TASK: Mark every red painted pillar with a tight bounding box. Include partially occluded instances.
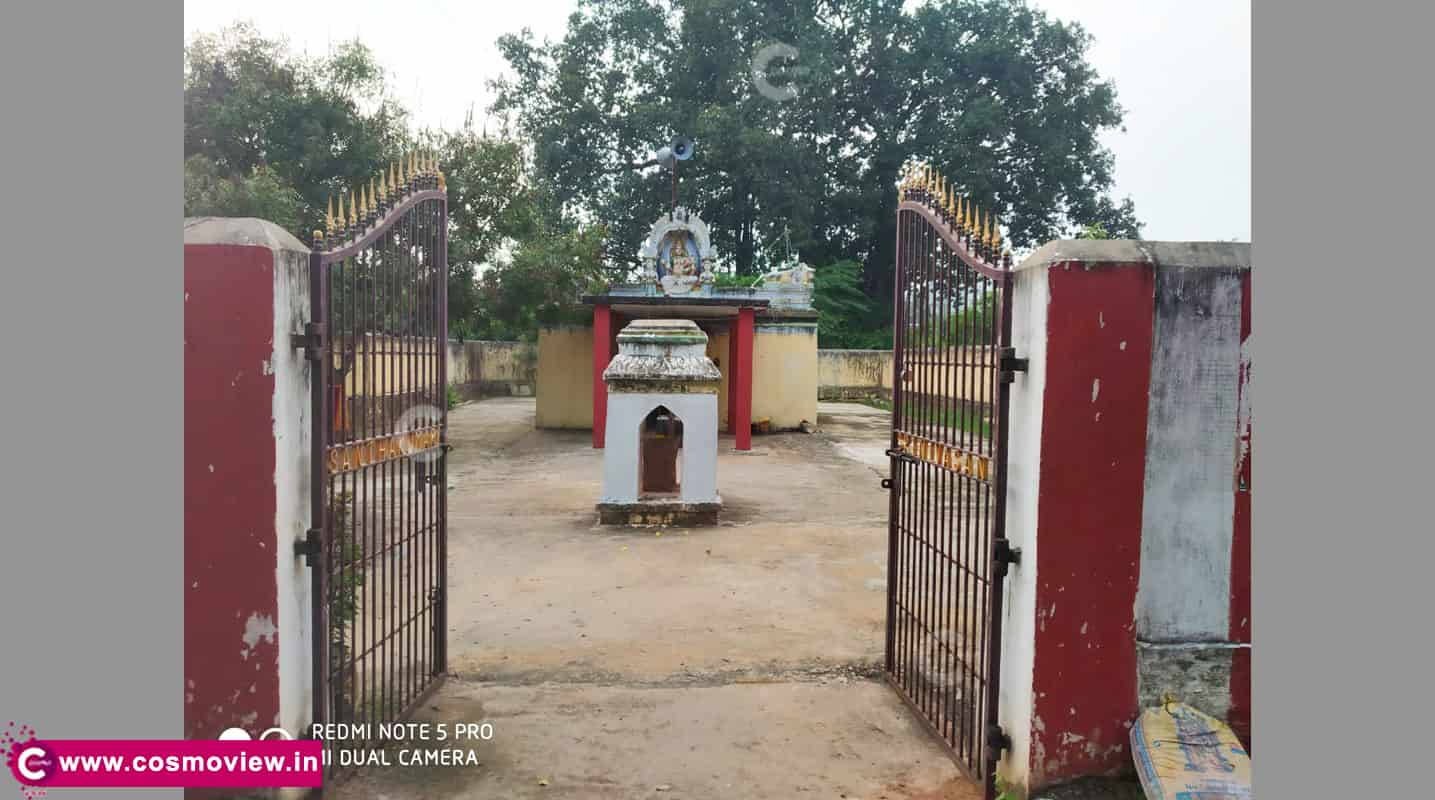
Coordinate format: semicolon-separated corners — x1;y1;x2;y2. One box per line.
734;307;755;451
183;218;314;744
593;305;612;448
727;320;738;434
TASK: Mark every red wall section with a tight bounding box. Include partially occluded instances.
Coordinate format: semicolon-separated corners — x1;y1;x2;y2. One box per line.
1030;263;1155;785
1228;269;1253;746
183;244;280;740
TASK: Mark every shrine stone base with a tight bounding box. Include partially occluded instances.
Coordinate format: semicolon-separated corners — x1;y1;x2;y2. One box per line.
596;499;722;528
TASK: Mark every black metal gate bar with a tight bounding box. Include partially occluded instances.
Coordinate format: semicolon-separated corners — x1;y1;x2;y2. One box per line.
308;153;449;775
885;162;1019;800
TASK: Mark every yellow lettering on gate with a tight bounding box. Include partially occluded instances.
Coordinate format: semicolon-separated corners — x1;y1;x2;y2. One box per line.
896;432;992;482
327;429;446;475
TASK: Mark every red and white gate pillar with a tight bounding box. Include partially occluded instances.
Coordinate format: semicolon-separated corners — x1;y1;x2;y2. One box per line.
996;241;1252;796
183;218;315;748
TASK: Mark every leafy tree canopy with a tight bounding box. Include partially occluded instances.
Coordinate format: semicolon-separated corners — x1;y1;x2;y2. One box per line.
183;24;607;340
493;0;1143;315
184;23;410;237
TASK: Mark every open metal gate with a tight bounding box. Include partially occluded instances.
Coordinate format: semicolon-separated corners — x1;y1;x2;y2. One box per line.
885;163;1023;798
302;153;450;772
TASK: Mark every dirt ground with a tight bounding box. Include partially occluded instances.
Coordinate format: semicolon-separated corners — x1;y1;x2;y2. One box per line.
330;397;979;800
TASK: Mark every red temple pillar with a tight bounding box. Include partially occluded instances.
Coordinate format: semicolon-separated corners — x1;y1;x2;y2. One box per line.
726;320;738;435
592;305;612;448
734;307;755;451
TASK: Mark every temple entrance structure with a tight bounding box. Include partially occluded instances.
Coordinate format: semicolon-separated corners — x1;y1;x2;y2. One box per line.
561;207;819;450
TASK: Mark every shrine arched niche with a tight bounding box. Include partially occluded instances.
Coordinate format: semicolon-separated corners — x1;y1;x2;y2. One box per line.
637;404;683;498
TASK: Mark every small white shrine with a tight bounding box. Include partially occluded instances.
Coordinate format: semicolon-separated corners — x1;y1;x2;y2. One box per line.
597;319;722;526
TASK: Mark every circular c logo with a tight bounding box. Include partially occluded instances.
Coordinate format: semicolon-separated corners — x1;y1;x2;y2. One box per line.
15;743;56;785
751;42;803;102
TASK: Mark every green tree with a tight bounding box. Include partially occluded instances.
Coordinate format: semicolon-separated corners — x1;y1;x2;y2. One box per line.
468;222;610;342
813;259;888;349
493;0;1143;330
184;23;411;240
184;154;306;232
184;25;584;340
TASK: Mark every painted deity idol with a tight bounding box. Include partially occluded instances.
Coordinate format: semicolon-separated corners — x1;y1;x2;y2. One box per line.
659;232;702;294
640;207;716;296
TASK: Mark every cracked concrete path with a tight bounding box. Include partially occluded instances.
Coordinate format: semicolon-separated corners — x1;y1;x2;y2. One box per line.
330;397;978;800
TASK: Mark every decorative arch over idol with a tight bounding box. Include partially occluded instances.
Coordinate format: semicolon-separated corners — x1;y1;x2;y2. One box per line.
639;207;717;295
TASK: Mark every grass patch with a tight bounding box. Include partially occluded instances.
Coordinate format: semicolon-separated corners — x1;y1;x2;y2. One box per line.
856;396;992;439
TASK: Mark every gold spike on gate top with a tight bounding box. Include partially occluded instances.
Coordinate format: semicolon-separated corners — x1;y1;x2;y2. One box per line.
409;151;417;178
326;195;337;234
378;170;388;203
370;177;378;212
993;217;1003;250
337;193;346;230
362;184;372;219
947;184;955;217
348;190;357;227
389;161;398;195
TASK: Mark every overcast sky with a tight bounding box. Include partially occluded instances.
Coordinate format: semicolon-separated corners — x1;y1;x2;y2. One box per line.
184;0;1250;243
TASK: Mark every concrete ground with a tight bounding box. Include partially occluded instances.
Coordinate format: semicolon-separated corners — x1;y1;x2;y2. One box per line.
330;397;980;800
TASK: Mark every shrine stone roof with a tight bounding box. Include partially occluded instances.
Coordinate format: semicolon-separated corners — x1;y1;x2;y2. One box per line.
602;320;722;387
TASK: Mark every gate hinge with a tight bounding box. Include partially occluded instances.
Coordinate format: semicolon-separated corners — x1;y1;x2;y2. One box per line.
999;347;1028;384
993;537;1022;577
291;322;324;362
986;723;1012;761
294;528;321;567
